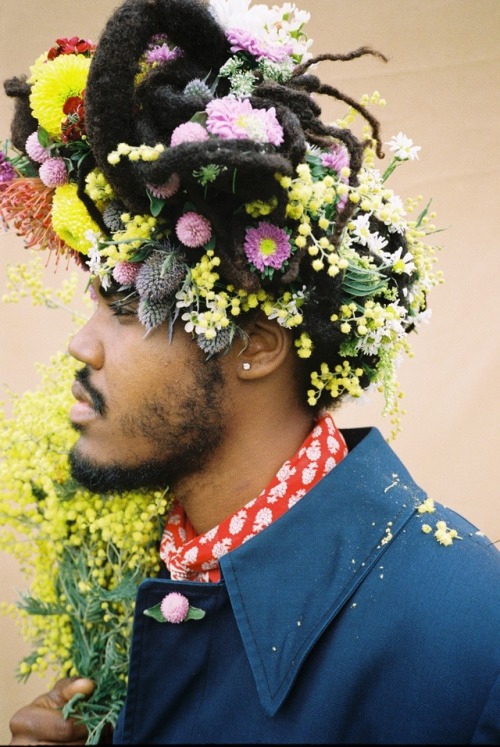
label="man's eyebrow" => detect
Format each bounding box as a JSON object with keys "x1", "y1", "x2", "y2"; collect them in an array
[{"x1": 98, "y1": 281, "x2": 123, "y2": 300}]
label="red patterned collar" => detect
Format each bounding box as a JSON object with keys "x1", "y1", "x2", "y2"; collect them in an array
[{"x1": 160, "y1": 412, "x2": 348, "y2": 583}]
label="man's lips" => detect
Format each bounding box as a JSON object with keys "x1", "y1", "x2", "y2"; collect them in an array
[{"x1": 70, "y1": 380, "x2": 101, "y2": 424}]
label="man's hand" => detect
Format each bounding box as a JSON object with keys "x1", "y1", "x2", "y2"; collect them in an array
[{"x1": 9, "y1": 677, "x2": 96, "y2": 745}]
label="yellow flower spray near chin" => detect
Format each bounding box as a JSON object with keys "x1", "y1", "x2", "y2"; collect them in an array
[{"x1": 0, "y1": 257, "x2": 170, "y2": 744}]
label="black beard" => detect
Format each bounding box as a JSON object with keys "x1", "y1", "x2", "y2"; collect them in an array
[
  {"x1": 69, "y1": 450, "x2": 182, "y2": 493},
  {"x1": 68, "y1": 355, "x2": 227, "y2": 494}
]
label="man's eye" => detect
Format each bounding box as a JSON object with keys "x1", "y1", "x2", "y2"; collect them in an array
[{"x1": 110, "y1": 303, "x2": 137, "y2": 318}]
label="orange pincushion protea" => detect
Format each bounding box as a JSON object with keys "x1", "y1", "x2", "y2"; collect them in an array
[{"x1": 0, "y1": 177, "x2": 68, "y2": 255}]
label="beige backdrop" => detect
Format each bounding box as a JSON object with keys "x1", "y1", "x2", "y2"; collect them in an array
[{"x1": 1, "y1": 0, "x2": 499, "y2": 741}]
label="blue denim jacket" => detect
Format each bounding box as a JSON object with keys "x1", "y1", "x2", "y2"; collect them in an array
[{"x1": 114, "y1": 428, "x2": 500, "y2": 744}]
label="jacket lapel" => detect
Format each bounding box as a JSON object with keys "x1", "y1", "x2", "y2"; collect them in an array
[{"x1": 220, "y1": 427, "x2": 427, "y2": 715}]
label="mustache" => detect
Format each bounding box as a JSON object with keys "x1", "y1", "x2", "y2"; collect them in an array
[{"x1": 75, "y1": 367, "x2": 107, "y2": 416}]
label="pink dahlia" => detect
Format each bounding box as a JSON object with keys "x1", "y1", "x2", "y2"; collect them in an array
[
  {"x1": 205, "y1": 97, "x2": 284, "y2": 146},
  {"x1": 226, "y1": 28, "x2": 292, "y2": 63},
  {"x1": 170, "y1": 122, "x2": 209, "y2": 147},
  {"x1": 25, "y1": 132, "x2": 50, "y2": 164},
  {"x1": 39, "y1": 157, "x2": 68, "y2": 188},
  {"x1": 321, "y1": 143, "x2": 350, "y2": 173},
  {"x1": 160, "y1": 592, "x2": 190, "y2": 623},
  {"x1": 147, "y1": 172, "x2": 181, "y2": 199},
  {"x1": 112, "y1": 261, "x2": 141, "y2": 286},
  {"x1": 243, "y1": 221, "x2": 291, "y2": 271},
  {"x1": 176, "y1": 211, "x2": 212, "y2": 248}
]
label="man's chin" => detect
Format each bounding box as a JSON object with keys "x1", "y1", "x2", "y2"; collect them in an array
[{"x1": 68, "y1": 448, "x2": 168, "y2": 494}]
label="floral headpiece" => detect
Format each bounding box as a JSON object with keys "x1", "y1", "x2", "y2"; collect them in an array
[{"x1": 1, "y1": 0, "x2": 441, "y2": 427}]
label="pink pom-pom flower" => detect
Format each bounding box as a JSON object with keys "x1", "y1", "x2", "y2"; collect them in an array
[
  {"x1": 112, "y1": 261, "x2": 141, "y2": 286},
  {"x1": 39, "y1": 157, "x2": 68, "y2": 188},
  {"x1": 176, "y1": 211, "x2": 212, "y2": 248},
  {"x1": 146, "y1": 172, "x2": 181, "y2": 199},
  {"x1": 25, "y1": 131, "x2": 50, "y2": 164},
  {"x1": 170, "y1": 122, "x2": 209, "y2": 147},
  {"x1": 160, "y1": 592, "x2": 190, "y2": 624}
]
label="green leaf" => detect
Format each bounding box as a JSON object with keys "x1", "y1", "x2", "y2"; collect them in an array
[
  {"x1": 190, "y1": 111, "x2": 208, "y2": 127},
  {"x1": 143, "y1": 602, "x2": 206, "y2": 622},
  {"x1": 147, "y1": 191, "x2": 166, "y2": 218},
  {"x1": 415, "y1": 198, "x2": 432, "y2": 229},
  {"x1": 185, "y1": 606, "x2": 205, "y2": 620},
  {"x1": 37, "y1": 127, "x2": 50, "y2": 148},
  {"x1": 143, "y1": 602, "x2": 166, "y2": 622}
]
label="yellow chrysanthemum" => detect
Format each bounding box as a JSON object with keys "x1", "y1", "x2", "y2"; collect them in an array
[
  {"x1": 28, "y1": 52, "x2": 49, "y2": 84},
  {"x1": 51, "y1": 183, "x2": 100, "y2": 254},
  {"x1": 29, "y1": 54, "x2": 91, "y2": 137}
]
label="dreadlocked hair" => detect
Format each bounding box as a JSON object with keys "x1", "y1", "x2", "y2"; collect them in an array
[
  {"x1": 78, "y1": 0, "x2": 421, "y2": 410},
  {"x1": 3, "y1": 76, "x2": 38, "y2": 157},
  {"x1": 3, "y1": 0, "x2": 435, "y2": 418}
]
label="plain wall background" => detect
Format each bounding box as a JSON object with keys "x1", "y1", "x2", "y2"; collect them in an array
[{"x1": 1, "y1": 0, "x2": 499, "y2": 740}]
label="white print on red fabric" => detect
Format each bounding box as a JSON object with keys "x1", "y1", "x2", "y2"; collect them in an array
[
  {"x1": 324, "y1": 456, "x2": 337, "y2": 473},
  {"x1": 159, "y1": 412, "x2": 348, "y2": 583},
  {"x1": 276, "y1": 462, "x2": 296, "y2": 481},
  {"x1": 212, "y1": 538, "x2": 232, "y2": 558},
  {"x1": 198, "y1": 526, "x2": 218, "y2": 544},
  {"x1": 288, "y1": 489, "x2": 307, "y2": 509},
  {"x1": 267, "y1": 481, "x2": 288, "y2": 502},
  {"x1": 253, "y1": 507, "x2": 273, "y2": 532},
  {"x1": 301, "y1": 462, "x2": 318, "y2": 485},
  {"x1": 183, "y1": 547, "x2": 199, "y2": 564},
  {"x1": 328, "y1": 435, "x2": 341, "y2": 453},
  {"x1": 229, "y1": 510, "x2": 247, "y2": 535},
  {"x1": 306, "y1": 440, "x2": 322, "y2": 461}
]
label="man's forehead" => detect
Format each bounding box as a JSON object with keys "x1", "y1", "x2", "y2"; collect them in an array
[{"x1": 89, "y1": 278, "x2": 129, "y2": 302}]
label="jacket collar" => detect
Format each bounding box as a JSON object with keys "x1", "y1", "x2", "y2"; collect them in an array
[{"x1": 219, "y1": 427, "x2": 427, "y2": 716}]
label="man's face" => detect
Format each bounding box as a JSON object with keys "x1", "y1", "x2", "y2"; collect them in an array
[{"x1": 68, "y1": 283, "x2": 228, "y2": 493}]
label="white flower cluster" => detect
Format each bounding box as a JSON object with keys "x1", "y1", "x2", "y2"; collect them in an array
[{"x1": 209, "y1": 0, "x2": 312, "y2": 61}]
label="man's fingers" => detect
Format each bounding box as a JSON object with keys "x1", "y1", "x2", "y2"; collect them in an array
[{"x1": 9, "y1": 677, "x2": 96, "y2": 745}]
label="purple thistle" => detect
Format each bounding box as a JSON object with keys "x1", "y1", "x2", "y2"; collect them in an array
[
  {"x1": 135, "y1": 250, "x2": 187, "y2": 301},
  {"x1": 137, "y1": 296, "x2": 171, "y2": 333}
]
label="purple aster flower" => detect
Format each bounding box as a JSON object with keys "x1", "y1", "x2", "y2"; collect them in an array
[
  {"x1": 146, "y1": 43, "x2": 182, "y2": 64},
  {"x1": 205, "y1": 97, "x2": 283, "y2": 146},
  {"x1": 160, "y1": 592, "x2": 190, "y2": 623},
  {"x1": 39, "y1": 157, "x2": 68, "y2": 188},
  {"x1": 321, "y1": 143, "x2": 350, "y2": 173},
  {"x1": 226, "y1": 28, "x2": 292, "y2": 63},
  {"x1": 0, "y1": 152, "x2": 16, "y2": 184},
  {"x1": 243, "y1": 221, "x2": 291, "y2": 271},
  {"x1": 147, "y1": 173, "x2": 181, "y2": 199},
  {"x1": 176, "y1": 211, "x2": 212, "y2": 248},
  {"x1": 25, "y1": 131, "x2": 50, "y2": 164},
  {"x1": 170, "y1": 122, "x2": 209, "y2": 147}
]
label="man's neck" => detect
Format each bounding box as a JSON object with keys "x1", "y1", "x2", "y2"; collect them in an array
[{"x1": 172, "y1": 407, "x2": 315, "y2": 535}]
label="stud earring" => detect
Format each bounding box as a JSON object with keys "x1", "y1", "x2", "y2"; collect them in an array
[{"x1": 242, "y1": 362, "x2": 251, "y2": 370}]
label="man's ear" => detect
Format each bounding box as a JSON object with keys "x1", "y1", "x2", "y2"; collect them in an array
[{"x1": 234, "y1": 315, "x2": 294, "y2": 380}]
